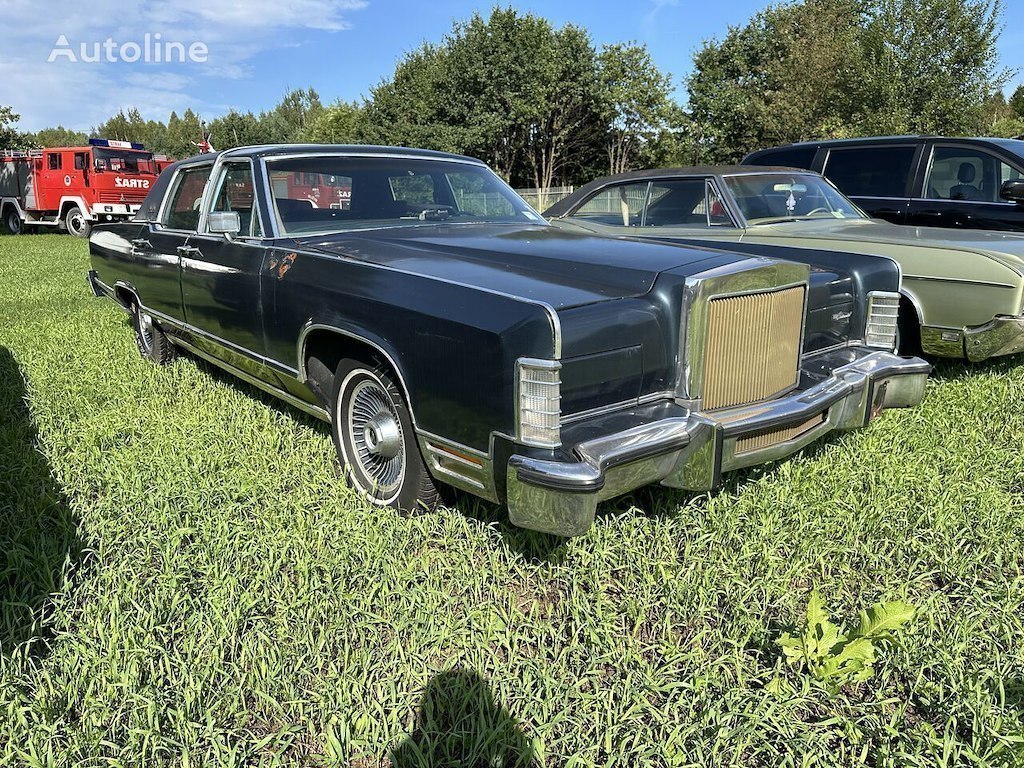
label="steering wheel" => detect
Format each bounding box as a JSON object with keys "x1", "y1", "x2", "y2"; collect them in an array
[{"x1": 803, "y1": 207, "x2": 831, "y2": 216}]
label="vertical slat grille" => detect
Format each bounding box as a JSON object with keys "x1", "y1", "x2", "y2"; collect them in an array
[
  {"x1": 735, "y1": 413, "x2": 825, "y2": 455},
  {"x1": 703, "y1": 285, "x2": 805, "y2": 411}
]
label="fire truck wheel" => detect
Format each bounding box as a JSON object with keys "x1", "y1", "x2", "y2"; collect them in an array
[
  {"x1": 1, "y1": 208, "x2": 22, "y2": 235},
  {"x1": 131, "y1": 303, "x2": 177, "y2": 365},
  {"x1": 64, "y1": 206, "x2": 92, "y2": 238}
]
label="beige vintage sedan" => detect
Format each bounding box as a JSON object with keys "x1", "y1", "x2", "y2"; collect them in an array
[{"x1": 545, "y1": 167, "x2": 1024, "y2": 361}]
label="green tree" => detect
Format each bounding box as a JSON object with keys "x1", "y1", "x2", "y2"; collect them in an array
[
  {"x1": 597, "y1": 43, "x2": 676, "y2": 174},
  {"x1": 858, "y1": 0, "x2": 1006, "y2": 135},
  {"x1": 360, "y1": 7, "x2": 605, "y2": 187},
  {"x1": 358, "y1": 43, "x2": 464, "y2": 153},
  {"x1": 23, "y1": 125, "x2": 88, "y2": 148},
  {"x1": 208, "y1": 110, "x2": 270, "y2": 149},
  {"x1": 164, "y1": 109, "x2": 206, "y2": 159},
  {"x1": 687, "y1": 0, "x2": 1008, "y2": 162},
  {"x1": 301, "y1": 101, "x2": 363, "y2": 144},
  {"x1": 687, "y1": 0, "x2": 865, "y2": 163},
  {"x1": 0, "y1": 106, "x2": 23, "y2": 149},
  {"x1": 259, "y1": 88, "x2": 324, "y2": 143},
  {"x1": 1009, "y1": 84, "x2": 1024, "y2": 118}
]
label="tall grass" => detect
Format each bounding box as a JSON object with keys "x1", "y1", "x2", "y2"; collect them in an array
[{"x1": 1, "y1": 234, "x2": 1022, "y2": 766}]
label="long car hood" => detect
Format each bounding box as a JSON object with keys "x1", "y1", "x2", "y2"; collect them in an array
[
  {"x1": 748, "y1": 218, "x2": 1024, "y2": 272},
  {"x1": 296, "y1": 223, "x2": 742, "y2": 310}
]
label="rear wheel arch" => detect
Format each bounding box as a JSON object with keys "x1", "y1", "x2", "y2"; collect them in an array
[{"x1": 114, "y1": 284, "x2": 141, "y2": 312}]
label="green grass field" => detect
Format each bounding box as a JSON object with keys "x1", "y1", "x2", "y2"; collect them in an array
[{"x1": 1, "y1": 234, "x2": 1023, "y2": 767}]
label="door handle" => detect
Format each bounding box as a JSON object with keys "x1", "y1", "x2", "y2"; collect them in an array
[
  {"x1": 177, "y1": 245, "x2": 200, "y2": 256},
  {"x1": 130, "y1": 238, "x2": 151, "y2": 249}
]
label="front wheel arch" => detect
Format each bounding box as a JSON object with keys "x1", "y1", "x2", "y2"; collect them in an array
[
  {"x1": 301, "y1": 326, "x2": 414, "y2": 419},
  {"x1": 897, "y1": 293, "x2": 923, "y2": 356}
]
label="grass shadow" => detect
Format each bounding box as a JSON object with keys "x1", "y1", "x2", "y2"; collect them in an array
[
  {"x1": 0, "y1": 346, "x2": 84, "y2": 661},
  {"x1": 390, "y1": 668, "x2": 537, "y2": 767}
]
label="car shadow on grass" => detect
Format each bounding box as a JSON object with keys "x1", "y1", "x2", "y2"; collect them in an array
[
  {"x1": 0, "y1": 346, "x2": 83, "y2": 661},
  {"x1": 390, "y1": 668, "x2": 537, "y2": 768},
  {"x1": 927, "y1": 352, "x2": 1024, "y2": 383}
]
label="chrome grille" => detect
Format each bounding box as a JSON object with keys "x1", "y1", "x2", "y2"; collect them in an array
[
  {"x1": 702, "y1": 285, "x2": 805, "y2": 411},
  {"x1": 735, "y1": 413, "x2": 826, "y2": 455},
  {"x1": 865, "y1": 292, "x2": 900, "y2": 349}
]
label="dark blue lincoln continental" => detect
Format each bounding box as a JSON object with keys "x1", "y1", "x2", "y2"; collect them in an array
[{"x1": 88, "y1": 145, "x2": 930, "y2": 536}]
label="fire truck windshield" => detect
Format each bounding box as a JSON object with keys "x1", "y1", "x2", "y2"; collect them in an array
[{"x1": 92, "y1": 148, "x2": 156, "y2": 174}]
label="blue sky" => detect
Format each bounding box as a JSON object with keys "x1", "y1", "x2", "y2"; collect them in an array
[{"x1": 0, "y1": 0, "x2": 1021, "y2": 132}]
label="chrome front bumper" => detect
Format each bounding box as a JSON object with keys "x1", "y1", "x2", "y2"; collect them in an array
[
  {"x1": 964, "y1": 315, "x2": 1024, "y2": 362},
  {"x1": 506, "y1": 350, "x2": 930, "y2": 536}
]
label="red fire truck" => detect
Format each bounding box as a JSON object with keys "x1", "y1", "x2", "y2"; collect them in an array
[{"x1": 0, "y1": 138, "x2": 159, "y2": 237}]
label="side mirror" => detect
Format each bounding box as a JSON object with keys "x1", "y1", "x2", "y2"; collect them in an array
[
  {"x1": 208, "y1": 211, "x2": 241, "y2": 238},
  {"x1": 1000, "y1": 179, "x2": 1024, "y2": 205}
]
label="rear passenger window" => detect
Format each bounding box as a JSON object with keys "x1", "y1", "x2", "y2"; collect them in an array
[
  {"x1": 573, "y1": 182, "x2": 649, "y2": 226},
  {"x1": 823, "y1": 146, "x2": 916, "y2": 198}
]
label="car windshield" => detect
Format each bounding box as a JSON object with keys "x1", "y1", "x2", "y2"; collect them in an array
[
  {"x1": 92, "y1": 148, "x2": 156, "y2": 174},
  {"x1": 724, "y1": 173, "x2": 866, "y2": 225},
  {"x1": 265, "y1": 155, "x2": 544, "y2": 235}
]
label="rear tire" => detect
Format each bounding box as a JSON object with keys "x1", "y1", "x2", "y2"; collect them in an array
[
  {"x1": 330, "y1": 358, "x2": 439, "y2": 513},
  {"x1": 131, "y1": 302, "x2": 176, "y2": 364},
  {"x1": 1, "y1": 207, "x2": 22, "y2": 235},
  {"x1": 65, "y1": 206, "x2": 92, "y2": 238}
]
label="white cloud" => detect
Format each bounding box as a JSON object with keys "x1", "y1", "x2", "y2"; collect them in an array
[{"x1": 0, "y1": 0, "x2": 367, "y2": 130}]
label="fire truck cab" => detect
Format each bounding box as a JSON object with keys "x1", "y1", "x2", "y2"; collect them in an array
[{"x1": 0, "y1": 139, "x2": 159, "y2": 237}]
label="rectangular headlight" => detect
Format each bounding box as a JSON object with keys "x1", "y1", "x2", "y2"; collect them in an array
[
  {"x1": 516, "y1": 358, "x2": 561, "y2": 448},
  {"x1": 865, "y1": 292, "x2": 900, "y2": 350}
]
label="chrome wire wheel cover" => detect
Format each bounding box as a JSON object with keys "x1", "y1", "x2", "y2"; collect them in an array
[
  {"x1": 136, "y1": 310, "x2": 154, "y2": 354},
  {"x1": 345, "y1": 376, "x2": 405, "y2": 500}
]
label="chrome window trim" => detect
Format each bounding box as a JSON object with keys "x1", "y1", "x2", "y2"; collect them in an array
[
  {"x1": 201, "y1": 157, "x2": 266, "y2": 239},
  {"x1": 154, "y1": 161, "x2": 216, "y2": 234},
  {"x1": 678, "y1": 259, "x2": 810, "y2": 404},
  {"x1": 259, "y1": 151, "x2": 541, "y2": 239},
  {"x1": 907, "y1": 197, "x2": 1020, "y2": 208}
]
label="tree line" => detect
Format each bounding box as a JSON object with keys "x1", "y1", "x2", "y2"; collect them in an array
[{"x1": 2, "y1": 1, "x2": 1021, "y2": 187}]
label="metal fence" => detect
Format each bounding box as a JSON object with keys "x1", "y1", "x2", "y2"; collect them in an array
[{"x1": 515, "y1": 186, "x2": 575, "y2": 212}]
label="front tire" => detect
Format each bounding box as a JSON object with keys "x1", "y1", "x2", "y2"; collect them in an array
[
  {"x1": 331, "y1": 359, "x2": 439, "y2": 513},
  {"x1": 131, "y1": 303, "x2": 176, "y2": 364},
  {"x1": 65, "y1": 206, "x2": 92, "y2": 238}
]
